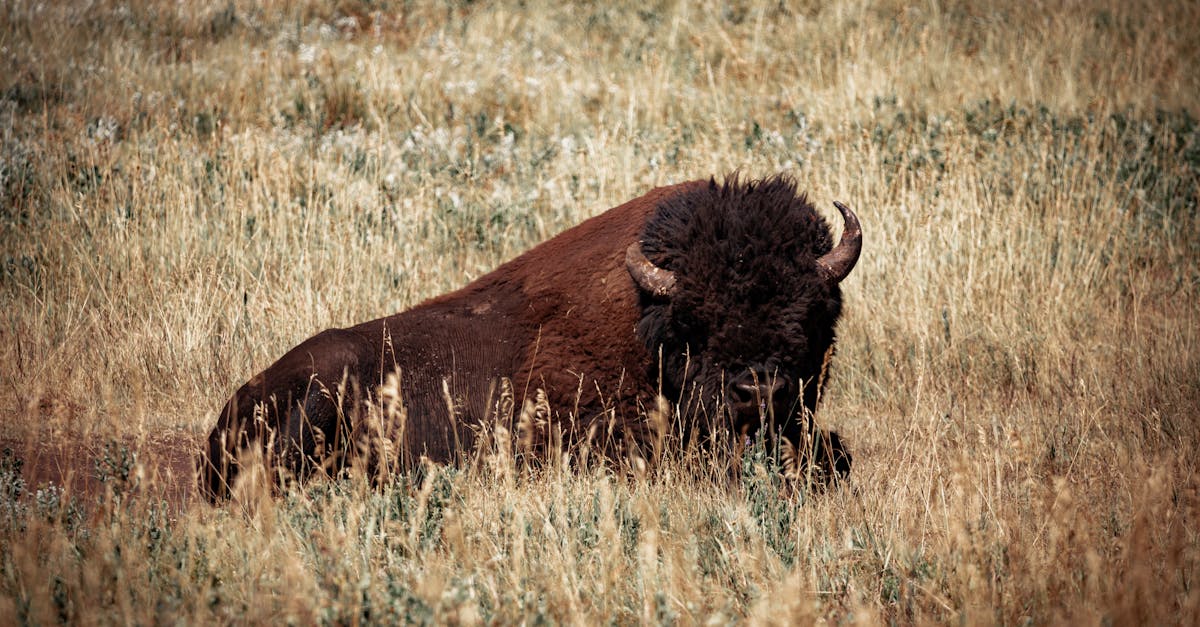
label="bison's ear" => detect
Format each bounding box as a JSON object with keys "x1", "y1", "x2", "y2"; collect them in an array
[
  {"x1": 625, "y1": 242, "x2": 677, "y2": 297},
  {"x1": 815, "y1": 201, "x2": 862, "y2": 284}
]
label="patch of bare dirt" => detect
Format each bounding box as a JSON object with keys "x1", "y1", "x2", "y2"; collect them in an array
[{"x1": 0, "y1": 429, "x2": 203, "y2": 510}]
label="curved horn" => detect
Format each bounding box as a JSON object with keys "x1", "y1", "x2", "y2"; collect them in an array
[
  {"x1": 625, "y1": 242, "x2": 677, "y2": 297},
  {"x1": 815, "y1": 201, "x2": 862, "y2": 284}
]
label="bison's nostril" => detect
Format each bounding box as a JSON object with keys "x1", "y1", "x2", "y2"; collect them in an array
[
  {"x1": 731, "y1": 381, "x2": 758, "y2": 405},
  {"x1": 729, "y1": 373, "x2": 789, "y2": 408}
]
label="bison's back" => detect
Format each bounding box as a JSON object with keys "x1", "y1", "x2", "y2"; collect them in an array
[{"x1": 348, "y1": 298, "x2": 533, "y2": 463}]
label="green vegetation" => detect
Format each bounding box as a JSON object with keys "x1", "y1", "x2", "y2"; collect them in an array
[{"x1": 1, "y1": 0, "x2": 1197, "y2": 622}]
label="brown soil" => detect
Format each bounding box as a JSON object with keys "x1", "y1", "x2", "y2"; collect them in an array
[{"x1": 1, "y1": 429, "x2": 203, "y2": 510}]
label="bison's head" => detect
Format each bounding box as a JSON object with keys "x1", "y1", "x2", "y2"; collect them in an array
[{"x1": 627, "y1": 175, "x2": 860, "y2": 460}]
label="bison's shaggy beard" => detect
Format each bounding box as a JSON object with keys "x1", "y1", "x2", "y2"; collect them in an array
[{"x1": 633, "y1": 174, "x2": 845, "y2": 453}]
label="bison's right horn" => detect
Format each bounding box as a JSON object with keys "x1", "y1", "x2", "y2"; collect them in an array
[
  {"x1": 815, "y1": 201, "x2": 862, "y2": 284},
  {"x1": 626, "y1": 242, "x2": 677, "y2": 297}
]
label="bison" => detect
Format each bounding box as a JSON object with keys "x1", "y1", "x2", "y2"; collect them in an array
[{"x1": 199, "y1": 174, "x2": 860, "y2": 501}]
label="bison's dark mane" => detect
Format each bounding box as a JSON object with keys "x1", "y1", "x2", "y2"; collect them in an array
[{"x1": 635, "y1": 174, "x2": 844, "y2": 420}]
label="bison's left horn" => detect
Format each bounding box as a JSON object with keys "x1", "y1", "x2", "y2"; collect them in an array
[
  {"x1": 815, "y1": 201, "x2": 862, "y2": 284},
  {"x1": 626, "y1": 242, "x2": 677, "y2": 297}
]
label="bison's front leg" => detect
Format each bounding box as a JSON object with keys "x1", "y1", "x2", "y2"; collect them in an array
[
  {"x1": 777, "y1": 413, "x2": 851, "y2": 489},
  {"x1": 805, "y1": 427, "x2": 851, "y2": 486}
]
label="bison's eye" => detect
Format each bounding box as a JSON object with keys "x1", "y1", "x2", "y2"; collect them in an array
[{"x1": 671, "y1": 310, "x2": 706, "y2": 337}]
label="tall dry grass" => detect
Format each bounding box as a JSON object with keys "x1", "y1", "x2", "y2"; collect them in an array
[{"x1": 1, "y1": 0, "x2": 1197, "y2": 623}]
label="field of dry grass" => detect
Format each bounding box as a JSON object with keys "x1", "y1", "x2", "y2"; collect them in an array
[{"x1": 1, "y1": 0, "x2": 1198, "y2": 623}]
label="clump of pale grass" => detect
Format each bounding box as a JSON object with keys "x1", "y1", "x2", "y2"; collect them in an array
[{"x1": 2, "y1": 0, "x2": 1198, "y2": 623}]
